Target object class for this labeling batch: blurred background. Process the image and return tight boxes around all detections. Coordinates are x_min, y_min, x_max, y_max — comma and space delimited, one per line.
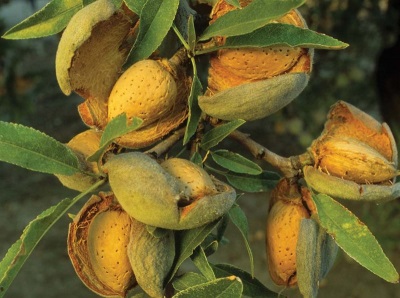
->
0, 0, 399, 297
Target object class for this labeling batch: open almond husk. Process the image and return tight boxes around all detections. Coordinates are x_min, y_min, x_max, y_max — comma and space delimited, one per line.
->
55, 0, 139, 129
68, 192, 136, 297
198, 1, 313, 121
309, 101, 398, 185
266, 179, 311, 287
106, 53, 191, 149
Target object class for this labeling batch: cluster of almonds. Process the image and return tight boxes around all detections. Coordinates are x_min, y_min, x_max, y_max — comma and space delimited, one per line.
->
51, 0, 388, 296
265, 101, 399, 289
67, 154, 235, 297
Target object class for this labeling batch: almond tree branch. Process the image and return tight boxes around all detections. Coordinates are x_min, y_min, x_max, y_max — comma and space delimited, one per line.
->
145, 127, 186, 159
229, 130, 314, 177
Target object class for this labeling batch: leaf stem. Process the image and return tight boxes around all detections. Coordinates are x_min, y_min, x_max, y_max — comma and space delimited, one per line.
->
229, 130, 314, 177
172, 23, 190, 52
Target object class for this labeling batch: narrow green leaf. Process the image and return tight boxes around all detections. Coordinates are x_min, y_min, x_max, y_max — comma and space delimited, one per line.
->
2, 0, 82, 39
228, 205, 254, 277
216, 215, 229, 243
187, 15, 196, 53
183, 73, 203, 145
200, 120, 245, 151
191, 246, 216, 281
212, 263, 278, 298
0, 180, 104, 297
222, 23, 349, 50
168, 220, 221, 283
190, 152, 203, 167
211, 150, 262, 175
312, 194, 399, 283
199, 0, 305, 41
87, 114, 143, 162
201, 236, 219, 257
124, 0, 147, 14
173, 276, 243, 298
225, 0, 241, 8
0, 121, 81, 175
173, 272, 208, 292
127, 0, 180, 64
225, 171, 280, 192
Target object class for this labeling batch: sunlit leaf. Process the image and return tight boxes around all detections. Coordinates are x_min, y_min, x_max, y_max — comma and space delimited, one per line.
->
127, 0, 179, 64
2, 0, 82, 39
124, 0, 147, 14
225, 0, 241, 8
222, 23, 348, 50
87, 114, 143, 162
199, 0, 305, 41
312, 194, 399, 283
0, 122, 81, 175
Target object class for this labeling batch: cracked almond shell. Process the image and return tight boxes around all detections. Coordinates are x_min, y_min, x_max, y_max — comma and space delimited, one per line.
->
104, 152, 236, 230
68, 192, 136, 297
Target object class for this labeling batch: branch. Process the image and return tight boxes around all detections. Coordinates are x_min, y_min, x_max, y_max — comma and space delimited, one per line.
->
229, 130, 314, 177
145, 127, 186, 158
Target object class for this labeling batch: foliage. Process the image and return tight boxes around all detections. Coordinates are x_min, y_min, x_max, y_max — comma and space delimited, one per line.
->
0, 1, 398, 298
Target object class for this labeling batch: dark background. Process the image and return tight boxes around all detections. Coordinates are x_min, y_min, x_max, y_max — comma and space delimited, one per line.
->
1, 0, 399, 297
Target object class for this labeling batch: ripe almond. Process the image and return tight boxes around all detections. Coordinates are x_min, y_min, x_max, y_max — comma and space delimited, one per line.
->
161, 158, 217, 200
207, 1, 310, 92
106, 53, 190, 149
266, 179, 310, 287
68, 192, 136, 297
55, 129, 102, 191
108, 59, 178, 127
312, 137, 397, 184
319, 101, 397, 164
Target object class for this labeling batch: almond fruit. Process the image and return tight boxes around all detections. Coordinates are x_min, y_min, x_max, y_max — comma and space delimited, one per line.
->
68, 192, 136, 297
106, 55, 190, 148
104, 152, 236, 230
128, 220, 175, 298
266, 179, 310, 287
55, 129, 102, 191
312, 137, 397, 184
161, 158, 217, 200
